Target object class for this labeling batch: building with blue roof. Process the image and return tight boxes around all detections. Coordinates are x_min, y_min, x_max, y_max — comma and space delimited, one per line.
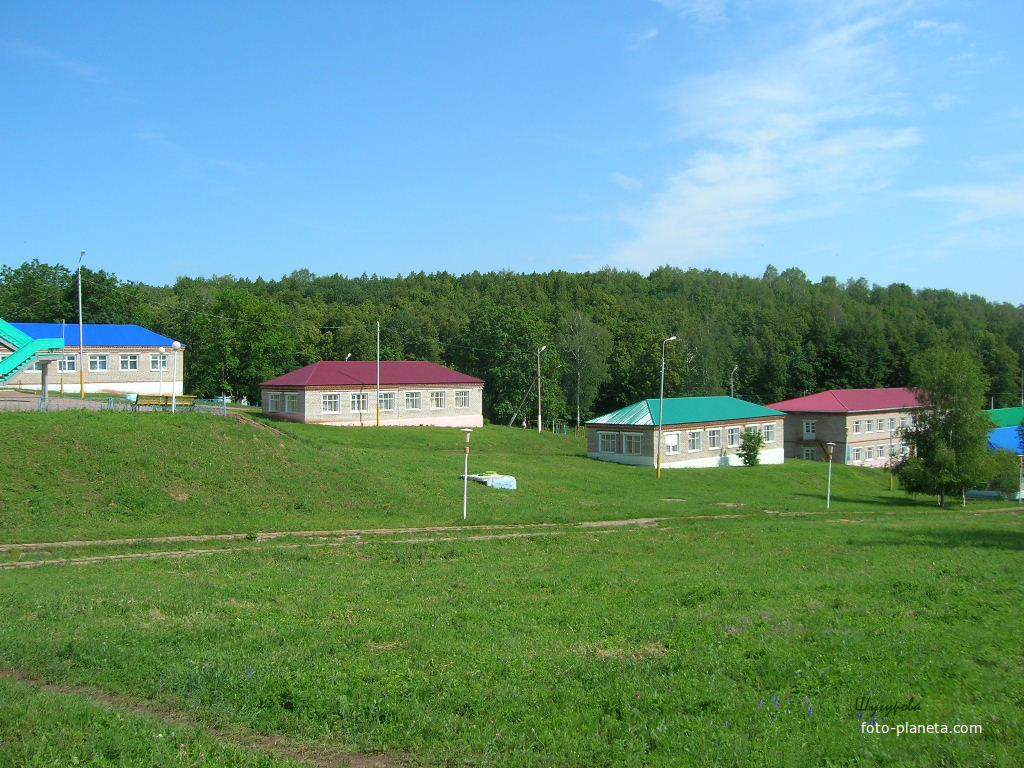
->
586, 396, 786, 469
0, 323, 185, 396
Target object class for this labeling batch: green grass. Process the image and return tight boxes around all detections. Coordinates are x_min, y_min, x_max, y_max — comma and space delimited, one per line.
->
0, 512, 1021, 767
0, 410, 1006, 543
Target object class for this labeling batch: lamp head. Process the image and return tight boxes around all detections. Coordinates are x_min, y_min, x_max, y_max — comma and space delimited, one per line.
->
159, 346, 165, 354
665, 335, 677, 343
461, 428, 473, 443
539, 345, 547, 353
172, 340, 181, 350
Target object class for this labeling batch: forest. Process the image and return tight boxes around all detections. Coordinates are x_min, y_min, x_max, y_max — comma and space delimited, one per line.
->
1, 259, 1022, 425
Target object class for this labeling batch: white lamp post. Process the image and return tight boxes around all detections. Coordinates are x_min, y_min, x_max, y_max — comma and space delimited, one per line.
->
170, 340, 181, 413
158, 346, 166, 397
730, 364, 739, 398
657, 336, 678, 479
345, 352, 352, 361
826, 441, 837, 509
536, 345, 547, 433
461, 428, 473, 520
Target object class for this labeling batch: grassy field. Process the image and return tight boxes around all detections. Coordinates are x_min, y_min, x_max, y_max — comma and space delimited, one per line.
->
1, 411, 1021, 766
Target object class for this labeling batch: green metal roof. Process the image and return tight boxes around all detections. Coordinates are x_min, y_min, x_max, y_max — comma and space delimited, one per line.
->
986, 407, 1024, 428
587, 397, 785, 427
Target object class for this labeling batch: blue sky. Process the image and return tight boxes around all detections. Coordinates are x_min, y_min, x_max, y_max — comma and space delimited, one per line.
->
2, 1, 1022, 303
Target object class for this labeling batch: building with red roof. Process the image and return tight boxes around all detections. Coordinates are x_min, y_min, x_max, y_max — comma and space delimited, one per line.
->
260, 361, 484, 427
767, 388, 922, 466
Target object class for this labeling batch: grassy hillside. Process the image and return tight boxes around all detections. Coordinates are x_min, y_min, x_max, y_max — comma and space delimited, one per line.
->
0, 410, 979, 543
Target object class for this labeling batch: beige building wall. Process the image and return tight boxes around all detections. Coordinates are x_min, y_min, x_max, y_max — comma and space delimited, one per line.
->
587, 417, 785, 468
262, 383, 484, 427
0, 344, 184, 395
781, 409, 918, 465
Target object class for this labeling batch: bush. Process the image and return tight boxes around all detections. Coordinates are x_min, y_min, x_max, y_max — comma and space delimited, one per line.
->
738, 428, 764, 466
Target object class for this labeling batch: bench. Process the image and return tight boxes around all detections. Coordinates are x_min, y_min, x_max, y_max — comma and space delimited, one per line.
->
129, 394, 198, 411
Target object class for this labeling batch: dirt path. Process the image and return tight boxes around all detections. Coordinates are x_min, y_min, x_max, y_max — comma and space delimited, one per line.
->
0, 669, 408, 768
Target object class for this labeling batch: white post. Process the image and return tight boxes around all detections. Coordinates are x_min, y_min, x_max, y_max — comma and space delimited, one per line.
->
159, 346, 166, 397
657, 336, 677, 478
170, 340, 181, 413
730, 364, 738, 399
77, 250, 85, 398
536, 345, 547, 433
376, 321, 381, 427
826, 442, 836, 509
461, 429, 473, 520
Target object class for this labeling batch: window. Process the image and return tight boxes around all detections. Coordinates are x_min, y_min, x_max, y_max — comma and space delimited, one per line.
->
866, 419, 874, 433
405, 391, 422, 410
707, 428, 721, 449
58, 354, 77, 373
803, 420, 816, 438
455, 390, 470, 408
878, 445, 886, 459
284, 393, 299, 413
351, 393, 369, 412
266, 392, 282, 412
119, 354, 139, 371
379, 392, 396, 411
866, 446, 874, 459
150, 353, 168, 371
687, 430, 702, 452
598, 432, 617, 453
727, 426, 742, 447
852, 420, 861, 434
665, 432, 680, 455
322, 393, 341, 413
802, 447, 817, 460
623, 433, 642, 455
853, 448, 863, 461
430, 391, 446, 409
89, 354, 108, 371
888, 418, 895, 431
762, 422, 776, 442
900, 416, 908, 429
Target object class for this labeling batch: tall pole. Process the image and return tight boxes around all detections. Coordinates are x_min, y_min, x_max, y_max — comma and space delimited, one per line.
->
826, 442, 836, 509
77, 250, 85, 398
170, 340, 181, 413
159, 346, 165, 397
730, 364, 738, 398
657, 336, 677, 478
376, 321, 381, 426
462, 429, 472, 520
536, 345, 547, 433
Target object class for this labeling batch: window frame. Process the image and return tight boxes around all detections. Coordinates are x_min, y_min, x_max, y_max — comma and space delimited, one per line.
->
266, 392, 282, 412
454, 390, 470, 408
350, 392, 369, 413
119, 354, 139, 372
321, 393, 341, 414
405, 391, 422, 410
598, 432, 618, 454
379, 391, 396, 412
707, 428, 721, 450
284, 393, 300, 413
762, 422, 776, 443
803, 420, 817, 439
687, 430, 702, 452
429, 390, 446, 409
150, 353, 168, 372
727, 426, 742, 447
57, 354, 77, 373
88, 354, 108, 372
622, 432, 643, 456
664, 431, 681, 455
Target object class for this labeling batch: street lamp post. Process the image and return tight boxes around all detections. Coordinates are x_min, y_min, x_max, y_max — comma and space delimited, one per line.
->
158, 346, 166, 397
77, 250, 85, 398
657, 336, 678, 479
536, 345, 547, 433
826, 441, 837, 509
730, 364, 739, 398
461, 428, 473, 520
170, 340, 181, 413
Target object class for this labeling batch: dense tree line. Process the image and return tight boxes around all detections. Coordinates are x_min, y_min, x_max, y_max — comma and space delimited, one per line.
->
2, 259, 1022, 423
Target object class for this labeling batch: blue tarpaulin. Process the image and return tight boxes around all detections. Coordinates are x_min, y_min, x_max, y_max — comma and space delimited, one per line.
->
988, 426, 1024, 455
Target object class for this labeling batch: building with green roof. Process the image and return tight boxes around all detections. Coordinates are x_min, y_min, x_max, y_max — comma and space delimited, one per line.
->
586, 396, 785, 469
985, 407, 1024, 428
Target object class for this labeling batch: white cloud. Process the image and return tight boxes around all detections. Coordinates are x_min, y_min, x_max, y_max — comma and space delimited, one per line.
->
628, 27, 660, 49
655, 0, 727, 23
611, 10, 921, 271
915, 182, 1024, 223
0, 39, 103, 81
910, 19, 966, 36
611, 172, 643, 192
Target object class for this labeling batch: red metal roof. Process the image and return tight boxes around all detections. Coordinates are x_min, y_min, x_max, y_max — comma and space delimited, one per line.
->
767, 387, 921, 413
260, 361, 484, 388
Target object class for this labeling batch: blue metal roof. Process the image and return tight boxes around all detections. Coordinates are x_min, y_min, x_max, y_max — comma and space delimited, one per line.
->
988, 426, 1023, 455
12, 323, 182, 348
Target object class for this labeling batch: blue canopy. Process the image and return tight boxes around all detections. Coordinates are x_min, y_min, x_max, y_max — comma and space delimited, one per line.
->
988, 426, 1024, 455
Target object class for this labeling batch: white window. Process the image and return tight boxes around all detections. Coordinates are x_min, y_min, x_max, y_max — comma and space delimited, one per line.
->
89, 354, 108, 371
665, 432, 680, 455
687, 430, 702, 452
455, 390, 470, 408
120, 354, 139, 371
150, 353, 168, 371
803, 420, 816, 438
707, 428, 721, 449
727, 426, 742, 447
322, 393, 341, 413
866, 419, 874, 433
351, 393, 369, 412
429, 391, 446, 409
623, 433, 642, 455
866, 446, 874, 459
888, 418, 896, 432
762, 423, 776, 443
853, 448, 863, 461
852, 420, 861, 434
900, 416, 908, 429
58, 354, 77, 373
405, 391, 422, 410
802, 447, 817, 460
266, 392, 282, 412
598, 432, 617, 453
284, 393, 299, 413
379, 392, 396, 411
878, 445, 886, 458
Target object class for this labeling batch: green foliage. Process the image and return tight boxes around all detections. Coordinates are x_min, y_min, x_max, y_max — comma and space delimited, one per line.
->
895, 346, 995, 506
737, 427, 765, 466
986, 450, 1021, 494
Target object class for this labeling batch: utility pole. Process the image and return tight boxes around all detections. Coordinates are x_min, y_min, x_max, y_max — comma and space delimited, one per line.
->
657, 336, 678, 478
77, 250, 85, 398
376, 321, 381, 426
536, 345, 547, 433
